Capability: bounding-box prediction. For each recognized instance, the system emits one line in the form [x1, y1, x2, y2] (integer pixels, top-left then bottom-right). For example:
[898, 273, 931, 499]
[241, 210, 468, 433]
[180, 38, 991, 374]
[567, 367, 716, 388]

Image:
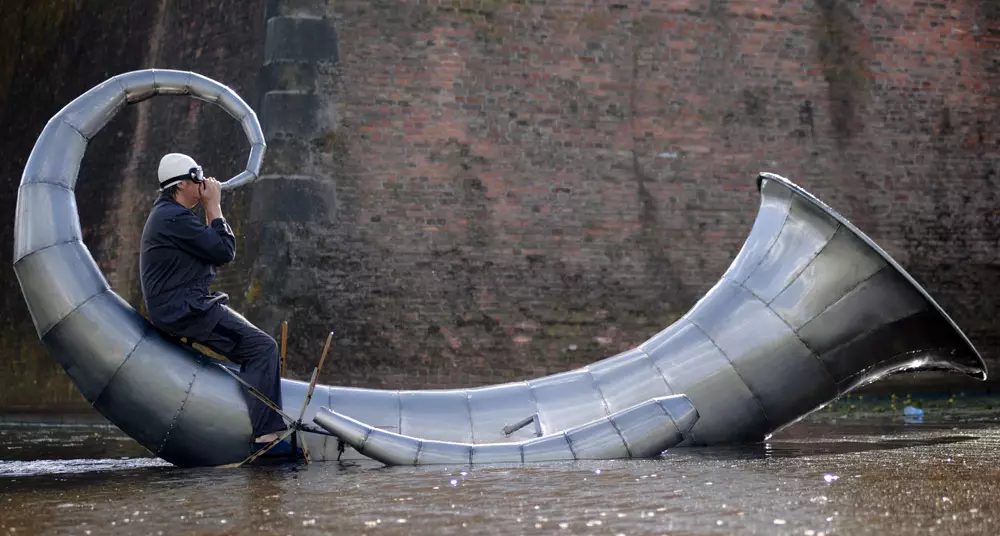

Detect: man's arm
[163, 178, 235, 265]
[165, 210, 236, 265]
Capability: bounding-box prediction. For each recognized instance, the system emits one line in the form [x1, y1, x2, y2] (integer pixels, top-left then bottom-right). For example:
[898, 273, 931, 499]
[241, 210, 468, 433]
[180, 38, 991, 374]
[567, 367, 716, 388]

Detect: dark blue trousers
[196, 306, 287, 438]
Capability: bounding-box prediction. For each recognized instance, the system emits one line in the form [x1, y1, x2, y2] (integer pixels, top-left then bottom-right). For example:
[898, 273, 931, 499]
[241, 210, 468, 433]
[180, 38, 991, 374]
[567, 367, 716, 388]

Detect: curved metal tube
[14, 70, 265, 467]
[313, 395, 698, 465]
[15, 71, 988, 467]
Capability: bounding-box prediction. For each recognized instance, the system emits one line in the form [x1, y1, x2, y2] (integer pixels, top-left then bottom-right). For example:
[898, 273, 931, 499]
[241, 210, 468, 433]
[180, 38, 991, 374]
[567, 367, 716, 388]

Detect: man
[140, 153, 293, 457]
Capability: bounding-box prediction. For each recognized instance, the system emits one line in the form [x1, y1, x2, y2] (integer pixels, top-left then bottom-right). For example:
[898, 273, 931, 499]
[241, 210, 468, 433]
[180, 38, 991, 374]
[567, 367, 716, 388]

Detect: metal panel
[328, 387, 401, 434]
[114, 71, 156, 103]
[588, 348, 672, 414]
[158, 358, 253, 467]
[645, 321, 768, 444]
[690, 282, 837, 429]
[314, 407, 370, 447]
[56, 78, 126, 139]
[529, 370, 607, 433]
[92, 335, 201, 454]
[218, 88, 251, 120]
[247, 143, 266, 175]
[722, 179, 793, 282]
[416, 440, 473, 465]
[797, 267, 927, 356]
[564, 419, 629, 460]
[657, 395, 698, 433]
[821, 310, 960, 389]
[13, 241, 109, 337]
[152, 69, 192, 95]
[20, 119, 87, 189]
[770, 226, 887, 329]
[41, 290, 148, 402]
[242, 113, 266, 147]
[361, 429, 420, 466]
[471, 443, 523, 464]
[14, 182, 81, 262]
[187, 72, 225, 103]
[399, 390, 472, 442]
[742, 197, 839, 302]
[468, 383, 538, 443]
[612, 399, 682, 458]
[522, 433, 574, 463]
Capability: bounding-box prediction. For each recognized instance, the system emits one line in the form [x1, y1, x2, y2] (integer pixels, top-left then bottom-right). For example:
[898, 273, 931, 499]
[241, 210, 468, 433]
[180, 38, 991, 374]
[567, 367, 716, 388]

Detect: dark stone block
[261, 90, 319, 137]
[249, 175, 337, 224]
[264, 16, 338, 63]
[260, 61, 318, 92]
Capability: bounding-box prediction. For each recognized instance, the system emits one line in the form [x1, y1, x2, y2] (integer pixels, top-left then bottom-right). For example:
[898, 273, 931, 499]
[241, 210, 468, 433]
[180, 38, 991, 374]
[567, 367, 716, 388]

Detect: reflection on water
[3, 398, 1000, 534]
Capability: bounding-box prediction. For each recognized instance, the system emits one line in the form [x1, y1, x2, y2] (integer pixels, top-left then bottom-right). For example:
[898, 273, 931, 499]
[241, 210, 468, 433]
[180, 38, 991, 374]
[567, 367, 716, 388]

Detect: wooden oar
[280, 321, 288, 377]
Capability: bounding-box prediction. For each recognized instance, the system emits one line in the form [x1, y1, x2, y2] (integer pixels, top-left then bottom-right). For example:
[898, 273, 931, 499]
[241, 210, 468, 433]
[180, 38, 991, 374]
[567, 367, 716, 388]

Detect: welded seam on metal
[584, 368, 611, 417]
[563, 431, 578, 461]
[38, 287, 110, 344]
[653, 397, 682, 442]
[17, 180, 75, 192]
[794, 265, 892, 335]
[686, 321, 771, 424]
[741, 280, 839, 390]
[606, 413, 634, 458]
[737, 194, 793, 285]
[13, 238, 94, 267]
[763, 223, 845, 306]
[55, 117, 89, 141]
[413, 440, 423, 465]
[357, 427, 373, 454]
[524, 380, 542, 434]
[463, 389, 475, 443]
[822, 311, 933, 376]
[636, 347, 676, 395]
[156, 356, 204, 455]
[92, 328, 154, 407]
[394, 391, 402, 434]
[30, 269, 112, 340]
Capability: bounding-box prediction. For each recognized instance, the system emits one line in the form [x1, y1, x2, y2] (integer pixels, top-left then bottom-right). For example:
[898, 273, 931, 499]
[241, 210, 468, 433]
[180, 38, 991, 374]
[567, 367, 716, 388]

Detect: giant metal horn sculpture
[15, 71, 987, 468]
[308, 172, 989, 465]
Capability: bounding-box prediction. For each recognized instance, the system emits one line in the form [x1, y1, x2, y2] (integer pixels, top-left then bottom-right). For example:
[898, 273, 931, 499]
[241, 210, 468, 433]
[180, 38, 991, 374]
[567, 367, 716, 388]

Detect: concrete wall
[1, 0, 997, 410]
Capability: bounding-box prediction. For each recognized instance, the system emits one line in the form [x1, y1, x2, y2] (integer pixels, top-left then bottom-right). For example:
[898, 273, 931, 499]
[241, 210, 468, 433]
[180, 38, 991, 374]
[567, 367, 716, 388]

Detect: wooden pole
[280, 320, 288, 377]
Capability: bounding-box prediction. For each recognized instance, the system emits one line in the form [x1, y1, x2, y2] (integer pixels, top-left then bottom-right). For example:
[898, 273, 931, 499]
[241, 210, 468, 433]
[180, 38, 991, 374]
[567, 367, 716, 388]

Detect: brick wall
[253, 0, 998, 388]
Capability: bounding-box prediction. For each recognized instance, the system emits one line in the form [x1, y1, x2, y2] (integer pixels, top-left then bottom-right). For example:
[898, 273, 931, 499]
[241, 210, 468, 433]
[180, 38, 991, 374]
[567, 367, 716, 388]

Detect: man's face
[177, 177, 202, 200]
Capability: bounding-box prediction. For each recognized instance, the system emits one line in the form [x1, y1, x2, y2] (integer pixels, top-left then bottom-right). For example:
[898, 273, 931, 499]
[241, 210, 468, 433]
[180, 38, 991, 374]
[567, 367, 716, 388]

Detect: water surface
[3, 397, 1000, 534]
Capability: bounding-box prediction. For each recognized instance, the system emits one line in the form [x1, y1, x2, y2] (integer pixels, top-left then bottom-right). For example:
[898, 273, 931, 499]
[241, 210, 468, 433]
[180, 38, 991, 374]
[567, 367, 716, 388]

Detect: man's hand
[200, 177, 224, 223]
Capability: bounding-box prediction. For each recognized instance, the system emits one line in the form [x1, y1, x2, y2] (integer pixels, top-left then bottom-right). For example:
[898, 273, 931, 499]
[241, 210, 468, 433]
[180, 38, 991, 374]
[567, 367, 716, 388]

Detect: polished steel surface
[13, 70, 266, 466]
[313, 395, 697, 465]
[13, 70, 987, 468]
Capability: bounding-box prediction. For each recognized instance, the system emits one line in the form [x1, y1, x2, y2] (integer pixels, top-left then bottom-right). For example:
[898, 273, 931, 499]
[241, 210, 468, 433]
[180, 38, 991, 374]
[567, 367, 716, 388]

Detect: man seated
[139, 153, 293, 457]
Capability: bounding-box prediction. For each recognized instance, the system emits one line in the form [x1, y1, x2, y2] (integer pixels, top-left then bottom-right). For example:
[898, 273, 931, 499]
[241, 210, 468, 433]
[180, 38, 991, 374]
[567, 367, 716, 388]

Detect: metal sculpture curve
[13, 71, 988, 467]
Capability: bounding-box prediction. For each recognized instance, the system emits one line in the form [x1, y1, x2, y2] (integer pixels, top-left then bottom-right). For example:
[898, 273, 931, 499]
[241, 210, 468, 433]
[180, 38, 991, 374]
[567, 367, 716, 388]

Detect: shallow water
[4, 397, 1000, 534]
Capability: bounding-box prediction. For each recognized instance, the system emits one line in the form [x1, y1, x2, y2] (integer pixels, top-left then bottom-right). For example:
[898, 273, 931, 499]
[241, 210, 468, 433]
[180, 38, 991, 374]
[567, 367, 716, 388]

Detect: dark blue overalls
[140, 194, 285, 439]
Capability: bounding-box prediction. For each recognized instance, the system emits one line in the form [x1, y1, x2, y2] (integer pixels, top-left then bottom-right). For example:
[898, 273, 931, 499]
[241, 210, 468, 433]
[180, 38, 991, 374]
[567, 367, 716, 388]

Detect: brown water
[3, 397, 1000, 535]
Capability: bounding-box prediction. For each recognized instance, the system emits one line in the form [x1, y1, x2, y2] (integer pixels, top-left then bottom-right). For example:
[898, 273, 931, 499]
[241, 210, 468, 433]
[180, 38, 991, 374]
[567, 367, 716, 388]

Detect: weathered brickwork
[0, 0, 998, 410]
[258, 0, 996, 389]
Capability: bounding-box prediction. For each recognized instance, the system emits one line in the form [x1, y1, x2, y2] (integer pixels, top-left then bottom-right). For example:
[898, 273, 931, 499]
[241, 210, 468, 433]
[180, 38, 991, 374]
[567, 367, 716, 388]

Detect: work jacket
[139, 193, 236, 340]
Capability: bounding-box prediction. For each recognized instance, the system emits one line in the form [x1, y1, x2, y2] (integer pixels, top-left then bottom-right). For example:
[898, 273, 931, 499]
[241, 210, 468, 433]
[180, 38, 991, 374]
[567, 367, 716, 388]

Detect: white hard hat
[157, 153, 203, 190]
